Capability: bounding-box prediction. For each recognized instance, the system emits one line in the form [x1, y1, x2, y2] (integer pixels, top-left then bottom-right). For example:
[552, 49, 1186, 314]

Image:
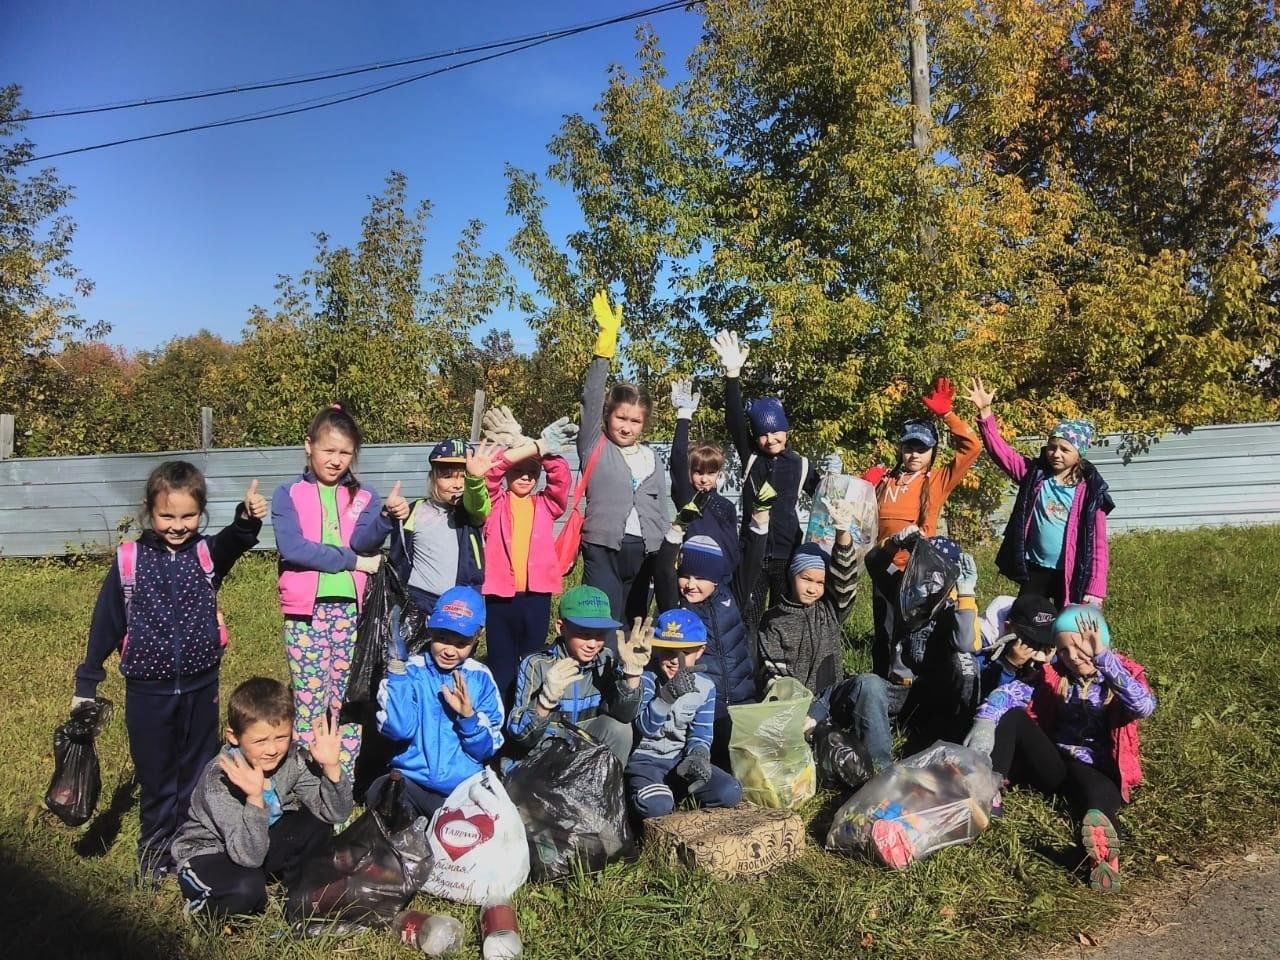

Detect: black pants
[484, 592, 552, 706]
[126, 680, 220, 872]
[581, 535, 653, 631]
[991, 709, 1123, 822]
[366, 773, 449, 820]
[1019, 564, 1066, 610]
[177, 809, 331, 917]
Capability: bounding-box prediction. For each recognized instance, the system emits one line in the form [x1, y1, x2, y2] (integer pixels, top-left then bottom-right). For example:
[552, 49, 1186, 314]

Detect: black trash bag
[44, 698, 113, 827]
[811, 718, 875, 792]
[344, 560, 427, 714]
[286, 772, 434, 936]
[899, 537, 961, 629]
[503, 724, 636, 882]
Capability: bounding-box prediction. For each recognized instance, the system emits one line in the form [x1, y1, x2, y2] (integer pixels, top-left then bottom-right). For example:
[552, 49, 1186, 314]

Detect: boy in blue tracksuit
[370, 585, 505, 818]
[627, 610, 743, 818]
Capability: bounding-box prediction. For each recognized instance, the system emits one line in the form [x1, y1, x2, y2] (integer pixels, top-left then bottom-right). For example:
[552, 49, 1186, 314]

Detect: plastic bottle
[481, 899, 522, 960]
[393, 910, 464, 957]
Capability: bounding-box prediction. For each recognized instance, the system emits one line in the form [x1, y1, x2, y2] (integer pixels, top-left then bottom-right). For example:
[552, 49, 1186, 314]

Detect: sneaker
[1081, 809, 1121, 892]
[870, 817, 915, 870]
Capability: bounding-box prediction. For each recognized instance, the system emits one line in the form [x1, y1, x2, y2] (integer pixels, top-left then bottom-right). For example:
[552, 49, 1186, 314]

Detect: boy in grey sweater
[172, 677, 352, 917]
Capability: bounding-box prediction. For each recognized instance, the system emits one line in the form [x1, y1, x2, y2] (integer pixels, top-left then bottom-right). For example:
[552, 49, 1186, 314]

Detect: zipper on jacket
[169, 550, 184, 694]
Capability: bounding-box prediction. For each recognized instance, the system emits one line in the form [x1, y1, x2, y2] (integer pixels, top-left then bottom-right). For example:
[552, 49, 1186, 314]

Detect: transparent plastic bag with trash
[728, 677, 816, 808]
[287, 771, 434, 936]
[825, 741, 1002, 870]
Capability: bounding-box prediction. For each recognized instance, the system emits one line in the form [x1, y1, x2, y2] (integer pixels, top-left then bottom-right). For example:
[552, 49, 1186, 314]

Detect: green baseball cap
[558, 585, 622, 630]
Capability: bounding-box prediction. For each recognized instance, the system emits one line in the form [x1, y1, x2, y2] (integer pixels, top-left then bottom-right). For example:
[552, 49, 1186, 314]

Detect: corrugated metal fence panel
[2, 423, 1278, 557]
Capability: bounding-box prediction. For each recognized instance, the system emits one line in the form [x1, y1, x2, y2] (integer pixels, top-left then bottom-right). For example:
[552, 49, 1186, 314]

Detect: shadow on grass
[0, 839, 213, 960]
[74, 772, 137, 858]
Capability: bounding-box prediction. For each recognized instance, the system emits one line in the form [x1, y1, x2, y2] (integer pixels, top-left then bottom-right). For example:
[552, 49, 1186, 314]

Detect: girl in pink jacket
[270, 404, 382, 777]
[479, 409, 579, 702]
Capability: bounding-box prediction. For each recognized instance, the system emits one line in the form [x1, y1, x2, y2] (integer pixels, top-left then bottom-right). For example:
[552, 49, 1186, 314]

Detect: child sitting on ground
[668, 378, 739, 567]
[756, 498, 861, 697]
[172, 677, 352, 917]
[477, 407, 578, 703]
[353, 440, 497, 616]
[370, 585, 505, 818]
[506, 585, 649, 765]
[965, 605, 1154, 892]
[968, 378, 1114, 608]
[976, 593, 1057, 700]
[821, 528, 980, 771]
[627, 610, 743, 818]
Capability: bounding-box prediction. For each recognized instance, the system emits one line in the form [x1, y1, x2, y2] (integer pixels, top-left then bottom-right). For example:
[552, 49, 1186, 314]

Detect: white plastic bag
[424, 770, 530, 905]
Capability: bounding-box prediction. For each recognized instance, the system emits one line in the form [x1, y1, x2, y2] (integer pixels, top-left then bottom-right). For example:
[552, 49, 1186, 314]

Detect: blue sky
[4, 1, 703, 352]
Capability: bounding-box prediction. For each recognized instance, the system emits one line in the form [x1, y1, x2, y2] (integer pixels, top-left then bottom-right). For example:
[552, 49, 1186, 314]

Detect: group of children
[69, 297, 1154, 921]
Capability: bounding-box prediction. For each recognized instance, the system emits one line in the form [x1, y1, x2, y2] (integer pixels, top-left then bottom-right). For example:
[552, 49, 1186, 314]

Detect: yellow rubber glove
[592, 289, 622, 359]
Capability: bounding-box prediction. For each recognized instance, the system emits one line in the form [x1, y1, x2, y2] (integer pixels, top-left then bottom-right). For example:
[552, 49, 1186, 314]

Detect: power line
[23, 2, 690, 121]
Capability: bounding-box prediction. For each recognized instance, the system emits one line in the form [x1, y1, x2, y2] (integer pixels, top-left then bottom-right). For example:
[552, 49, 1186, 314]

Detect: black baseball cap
[1007, 593, 1057, 650]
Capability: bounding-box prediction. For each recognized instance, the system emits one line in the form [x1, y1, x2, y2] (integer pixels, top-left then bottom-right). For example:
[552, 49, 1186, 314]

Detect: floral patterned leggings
[284, 601, 362, 777]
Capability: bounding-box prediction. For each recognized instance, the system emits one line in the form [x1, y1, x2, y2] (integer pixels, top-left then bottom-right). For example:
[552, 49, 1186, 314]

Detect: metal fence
[2, 422, 1278, 558]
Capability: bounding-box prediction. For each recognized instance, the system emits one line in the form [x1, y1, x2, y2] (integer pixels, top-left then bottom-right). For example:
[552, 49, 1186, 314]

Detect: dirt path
[1044, 849, 1280, 960]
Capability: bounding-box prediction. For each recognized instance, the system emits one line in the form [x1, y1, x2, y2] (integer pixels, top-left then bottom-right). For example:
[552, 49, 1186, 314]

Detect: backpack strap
[195, 539, 217, 590]
[117, 540, 137, 619]
[566, 436, 607, 518]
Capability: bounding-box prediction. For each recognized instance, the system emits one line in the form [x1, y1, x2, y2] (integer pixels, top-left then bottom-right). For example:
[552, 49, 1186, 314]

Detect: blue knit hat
[678, 535, 729, 582]
[1050, 419, 1095, 454]
[789, 543, 827, 578]
[747, 397, 789, 435]
[1053, 604, 1111, 648]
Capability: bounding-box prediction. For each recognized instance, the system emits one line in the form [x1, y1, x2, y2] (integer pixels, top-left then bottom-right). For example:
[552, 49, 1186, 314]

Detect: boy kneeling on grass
[171, 677, 353, 918]
[506, 585, 648, 766]
[627, 609, 743, 819]
[370, 585, 505, 818]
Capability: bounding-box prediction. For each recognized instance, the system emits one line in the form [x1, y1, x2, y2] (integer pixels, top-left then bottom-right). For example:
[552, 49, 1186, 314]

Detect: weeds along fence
[1, 422, 1278, 558]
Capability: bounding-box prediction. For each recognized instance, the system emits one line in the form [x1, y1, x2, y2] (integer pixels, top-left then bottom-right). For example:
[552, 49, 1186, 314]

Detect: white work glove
[823, 453, 843, 476]
[822, 496, 858, 533]
[670, 379, 701, 420]
[615, 616, 654, 678]
[482, 405, 525, 447]
[537, 657, 584, 711]
[355, 554, 382, 575]
[964, 718, 997, 758]
[958, 553, 979, 597]
[710, 330, 750, 378]
[536, 417, 578, 456]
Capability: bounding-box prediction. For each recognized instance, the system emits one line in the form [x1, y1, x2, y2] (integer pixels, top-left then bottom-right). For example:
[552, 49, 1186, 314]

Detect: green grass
[2, 528, 1279, 959]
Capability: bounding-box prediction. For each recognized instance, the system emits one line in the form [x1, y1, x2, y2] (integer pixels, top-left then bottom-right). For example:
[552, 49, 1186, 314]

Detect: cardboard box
[643, 804, 805, 879]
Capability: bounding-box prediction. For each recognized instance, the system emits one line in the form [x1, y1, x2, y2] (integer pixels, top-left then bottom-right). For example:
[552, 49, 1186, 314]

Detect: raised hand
[921, 377, 956, 417]
[592, 289, 623, 359]
[616, 616, 654, 677]
[218, 749, 266, 802]
[823, 453, 843, 476]
[466, 440, 499, 478]
[482, 405, 525, 447]
[1075, 610, 1106, 658]
[537, 657, 584, 711]
[822, 496, 857, 533]
[658, 660, 700, 704]
[709, 330, 750, 378]
[957, 553, 979, 597]
[310, 708, 343, 777]
[670, 379, 701, 419]
[440, 670, 475, 718]
[242, 479, 268, 520]
[383, 480, 410, 521]
[967, 377, 996, 417]
[863, 464, 888, 486]
[537, 417, 578, 455]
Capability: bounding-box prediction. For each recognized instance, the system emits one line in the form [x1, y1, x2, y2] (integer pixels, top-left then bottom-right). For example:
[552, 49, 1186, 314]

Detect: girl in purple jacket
[270, 404, 382, 777]
[968, 379, 1115, 609]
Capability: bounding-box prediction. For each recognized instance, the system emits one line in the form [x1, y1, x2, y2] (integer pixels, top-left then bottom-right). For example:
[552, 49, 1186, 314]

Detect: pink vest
[277, 479, 374, 616]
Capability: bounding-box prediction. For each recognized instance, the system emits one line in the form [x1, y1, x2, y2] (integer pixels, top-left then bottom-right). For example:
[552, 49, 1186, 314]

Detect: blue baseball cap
[900, 419, 939, 449]
[652, 609, 708, 649]
[429, 439, 469, 464]
[428, 586, 485, 636]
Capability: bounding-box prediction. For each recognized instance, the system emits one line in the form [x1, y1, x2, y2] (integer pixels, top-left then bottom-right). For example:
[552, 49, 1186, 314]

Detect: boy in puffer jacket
[653, 491, 771, 761]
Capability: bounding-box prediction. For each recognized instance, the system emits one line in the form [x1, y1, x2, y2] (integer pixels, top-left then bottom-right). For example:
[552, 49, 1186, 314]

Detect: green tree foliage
[0, 85, 104, 455]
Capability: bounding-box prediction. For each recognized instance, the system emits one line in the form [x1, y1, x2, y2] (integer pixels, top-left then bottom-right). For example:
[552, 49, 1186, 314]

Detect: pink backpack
[117, 539, 228, 653]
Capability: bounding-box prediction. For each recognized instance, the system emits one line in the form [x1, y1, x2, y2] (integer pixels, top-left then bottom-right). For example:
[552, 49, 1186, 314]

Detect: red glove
[921, 377, 955, 416]
[862, 464, 888, 486]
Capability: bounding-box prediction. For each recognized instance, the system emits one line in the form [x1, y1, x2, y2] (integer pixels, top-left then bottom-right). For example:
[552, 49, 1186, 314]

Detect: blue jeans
[823, 674, 911, 769]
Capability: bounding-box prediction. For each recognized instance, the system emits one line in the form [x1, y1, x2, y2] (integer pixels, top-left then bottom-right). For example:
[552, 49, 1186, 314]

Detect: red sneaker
[1081, 809, 1121, 892]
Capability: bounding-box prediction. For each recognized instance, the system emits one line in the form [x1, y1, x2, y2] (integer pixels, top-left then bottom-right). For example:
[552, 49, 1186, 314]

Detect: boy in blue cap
[627, 610, 743, 819]
[506, 585, 649, 764]
[352, 439, 497, 615]
[371, 585, 505, 817]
